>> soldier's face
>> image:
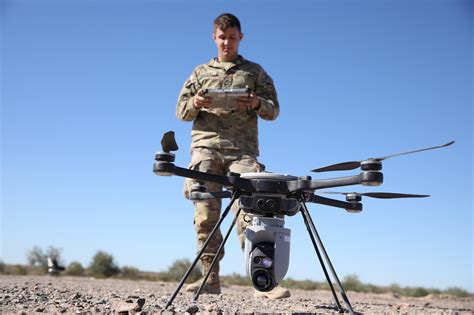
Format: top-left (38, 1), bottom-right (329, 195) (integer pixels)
top-left (213, 27), bottom-right (243, 62)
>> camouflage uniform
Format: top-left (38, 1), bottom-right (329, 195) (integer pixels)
top-left (176, 55), bottom-right (279, 270)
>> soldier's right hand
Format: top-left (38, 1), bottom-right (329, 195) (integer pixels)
top-left (193, 89), bottom-right (213, 109)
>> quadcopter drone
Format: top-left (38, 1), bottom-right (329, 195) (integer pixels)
top-left (153, 131), bottom-right (454, 314)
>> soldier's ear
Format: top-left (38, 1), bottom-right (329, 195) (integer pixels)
top-left (240, 32), bottom-right (244, 41)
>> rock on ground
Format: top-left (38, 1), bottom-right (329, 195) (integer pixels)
top-left (0, 275), bottom-right (473, 314)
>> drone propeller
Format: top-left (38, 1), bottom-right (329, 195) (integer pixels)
top-left (319, 191), bottom-right (430, 199)
top-left (161, 131), bottom-right (179, 153)
top-left (312, 140), bottom-right (455, 172)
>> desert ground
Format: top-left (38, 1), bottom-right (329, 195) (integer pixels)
top-left (1, 275), bottom-right (473, 314)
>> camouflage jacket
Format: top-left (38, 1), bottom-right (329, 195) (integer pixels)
top-left (176, 56), bottom-right (279, 155)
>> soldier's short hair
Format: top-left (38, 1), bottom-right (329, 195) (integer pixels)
top-left (213, 13), bottom-right (241, 33)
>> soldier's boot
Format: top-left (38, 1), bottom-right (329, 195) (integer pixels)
top-left (185, 256), bottom-right (221, 294)
top-left (254, 285), bottom-right (291, 299)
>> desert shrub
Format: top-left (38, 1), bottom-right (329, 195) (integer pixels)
top-left (366, 283), bottom-right (386, 294)
top-left (281, 277), bottom-right (324, 290)
top-left (342, 274), bottom-right (367, 292)
top-left (120, 266), bottom-right (141, 280)
top-left (297, 279), bottom-right (325, 290)
top-left (444, 287), bottom-right (469, 297)
top-left (0, 260), bottom-right (5, 273)
top-left (430, 288), bottom-right (442, 295)
top-left (12, 265), bottom-right (28, 275)
top-left (88, 251), bottom-right (120, 278)
top-left (66, 261), bottom-right (85, 276)
top-left (388, 283), bottom-right (450, 297)
top-left (389, 283), bottom-right (402, 295)
top-left (404, 286), bottom-right (430, 297)
top-left (158, 259), bottom-right (202, 283)
top-left (221, 273), bottom-right (252, 286)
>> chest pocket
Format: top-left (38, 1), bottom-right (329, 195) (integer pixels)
top-left (198, 71), bottom-right (221, 89)
top-left (232, 70), bottom-right (256, 90)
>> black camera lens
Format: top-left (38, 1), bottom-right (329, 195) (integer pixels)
top-left (252, 270), bottom-right (274, 292)
top-left (253, 257), bottom-right (261, 264)
top-left (266, 199), bottom-right (275, 209)
top-left (256, 275), bottom-right (270, 287)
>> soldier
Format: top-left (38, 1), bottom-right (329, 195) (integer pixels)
top-left (176, 13), bottom-right (290, 299)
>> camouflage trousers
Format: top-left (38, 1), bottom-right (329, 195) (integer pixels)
top-left (183, 147), bottom-right (264, 262)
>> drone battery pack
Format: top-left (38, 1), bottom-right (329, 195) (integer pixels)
top-left (202, 87), bottom-right (251, 109)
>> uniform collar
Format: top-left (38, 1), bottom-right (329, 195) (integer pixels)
top-left (208, 55), bottom-right (246, 71)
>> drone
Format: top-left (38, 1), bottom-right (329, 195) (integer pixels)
top-left (153, 131), bottom-right (454, 314)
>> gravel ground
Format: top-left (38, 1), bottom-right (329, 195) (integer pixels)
top-left (1, 275), bottom-right (473, 314)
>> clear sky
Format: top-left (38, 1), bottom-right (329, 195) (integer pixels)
top-left (1, 0), bottom-right (472, 292)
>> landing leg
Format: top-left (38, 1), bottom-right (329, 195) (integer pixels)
top-left (194, 207), bottom-right (242, 300)
top-left (300, 200), bottom-right (355, 314)
top-left (163, 192), bottom-right (240, 310)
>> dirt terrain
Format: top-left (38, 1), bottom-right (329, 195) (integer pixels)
top-left (1, 275), bottom-right (473, 314)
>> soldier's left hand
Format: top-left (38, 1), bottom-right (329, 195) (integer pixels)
top-left (235, 92), bottom-right (260, 111)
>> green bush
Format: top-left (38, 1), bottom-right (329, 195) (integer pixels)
top-left (389, 283), bottom-right (402, 295)
top-left (342, 274), bottom-right (367, 292)
top-left (366, 283), bottom-right (386, 294)
top-left (221, 273), bottom-right (252, 286)
top-left (158, 259), bottom-right (202, 283)
top-left (12, 265), bottom-right (28, 275)
top-left (66, 261), bottom-right (85, 276)
top-left (281, 277), bottom-right (325, 290)
top-left (443, 287), bottom-right (469, 298)
top-left (408, 287), bottom-right (430, 297)
top-left (121, 266), bottom-right (141, 280)
top-left (88, 251), bottom-right (120, 278)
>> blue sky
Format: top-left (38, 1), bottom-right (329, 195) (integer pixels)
top-left (1, 0), bottom-right (472, 292)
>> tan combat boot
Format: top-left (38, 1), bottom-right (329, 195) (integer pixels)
top-left (254, 285), bottom-right (291, 299)
top-left (185, 256), bottom-right (221, 294)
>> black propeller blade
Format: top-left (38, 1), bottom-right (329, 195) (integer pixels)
top-left (319, 191), bottom-right (430, 199)
top-left (161, 131), bottom-right (179, 153)
top-left (361, 192), bottom-right (430, 199)
top-left (312, 140), bottom-right (455, 172)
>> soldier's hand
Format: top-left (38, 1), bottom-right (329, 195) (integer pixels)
top-left (194, 89), bottom-right (213, 109)
top-left (235, 92), bottom-right (261, 111)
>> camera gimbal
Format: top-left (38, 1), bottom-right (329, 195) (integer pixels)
top-left (153, 131), bottom-right (454, 314)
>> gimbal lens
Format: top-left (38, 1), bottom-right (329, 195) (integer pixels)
top-left (261, 257), bottom-right (273, 268)
top-left (255, 274), bottom-right (270, 288)
top-left (252, 270), bottom-right (274, 292)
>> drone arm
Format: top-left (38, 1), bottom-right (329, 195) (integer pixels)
top-left (174, 166), bottom-right (233, 185)
top-left (310, 174), bottom-right (362, 190)
top-left (154, 161), bottom-right (253, 190)
top-left (306, 194), bottom-right (362, 212)
top-left (190, 191), bottom-right (232, 200)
